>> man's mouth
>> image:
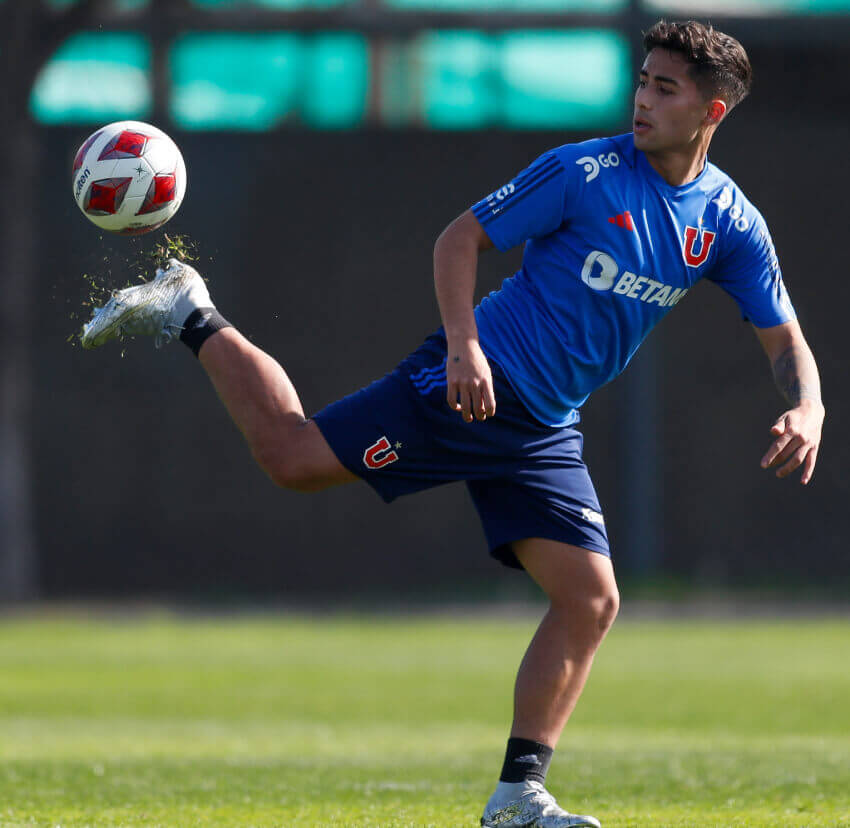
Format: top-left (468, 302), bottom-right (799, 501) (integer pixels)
top-left (634, 117), bottom-right (652, 133)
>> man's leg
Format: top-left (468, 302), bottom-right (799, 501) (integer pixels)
top-left (511, 538), bottom-right (618, 746)
top-left (482, 538), bottom-right (617, 827)
top-left (80, 259), bottom-right (355, 494)
top-left (197, 328), bottom-right (357, 492)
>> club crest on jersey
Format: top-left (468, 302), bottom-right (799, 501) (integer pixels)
top-left (363, 436), bottom-right (399, 470)
top-left (683, 226), bottom-right (716, 267)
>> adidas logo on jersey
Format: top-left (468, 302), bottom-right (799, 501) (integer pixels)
top-left (608, 211), bottom-right (634, 231)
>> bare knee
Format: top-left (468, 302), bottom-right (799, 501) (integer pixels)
top-left (251, 422), bottom-right (330, 493)
top-left (592, 588), bottom-right (620, 635)
top-left (515, 540), bottom-right (620, 649)
top-left (552, 586), bottom-right (620, 646)
top-left (267, 462), bottom-right (329, 493)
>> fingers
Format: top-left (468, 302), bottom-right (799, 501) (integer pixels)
top-left (446, 384), bottom-right (474, 422)
top-left (761, 426), bottom-right (821, 484)
top-left (770, 414), bottom-right (788, 436)
top-left (482, 381), bottom-right (497, 418)
top-left (446, 382), bottom-right (460, 412)
top-left (775, 442), bottom-right (809, 479)
top-left (761, 404), bottom-right (824, 483)
top-left (472, 379), bottom-right (497, 421)
top-left (801, 445), bottom-right (819, 485)
top-left (446, 383), bottom-right (469, 420)
top-left (474, 387), bottom-right (487, 421)
top-left (444, 342), bottom-right (496, 422)
top-left (446, 380), bottom-right (496, 422)
top-left (761, 431), bottom-right (796, 469)
top-left (460, 388), bottom-right (473, 423)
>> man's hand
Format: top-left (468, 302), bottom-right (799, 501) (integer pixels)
top-left (433, 209), bottom-right (497, 423)
top-left (760, 398), bottom-right (824, 484)
top-left (446, 339), bottom-right (496, 423)
top-left (754, 321), bottom-right (824, 485)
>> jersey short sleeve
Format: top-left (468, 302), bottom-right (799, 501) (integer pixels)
top-left (709, 208), bottom-right (796, 329)
top-left (471, 150), bottom-right (576, 251)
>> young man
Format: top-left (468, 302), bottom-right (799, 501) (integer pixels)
top-left (82, 20), bottom-right (824, 828)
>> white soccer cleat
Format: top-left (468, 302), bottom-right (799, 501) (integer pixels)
top-left (80, 258), bottom-right (212, 349)
top-left (481, 781), bottom-right (601, 828)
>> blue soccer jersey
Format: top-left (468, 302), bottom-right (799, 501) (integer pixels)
top-left (471, 133), bottom-right (795, 427)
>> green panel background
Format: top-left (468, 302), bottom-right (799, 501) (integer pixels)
top-left (415, 29), bottom-right (629, 129)
top-left (30, 32), bottom-right (151, 124)
top-left (170, 33), bottom-right (304, 130)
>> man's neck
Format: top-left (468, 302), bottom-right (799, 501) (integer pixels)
top-left (642, 133), bottom-right (712, 187)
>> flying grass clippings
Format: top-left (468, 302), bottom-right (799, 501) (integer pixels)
top-left (72, 233), bottom-right (200, 352)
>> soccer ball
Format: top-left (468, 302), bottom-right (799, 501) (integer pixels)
top-left (71, 120), bottom-right (186, 235)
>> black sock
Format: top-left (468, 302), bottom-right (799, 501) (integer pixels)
top-left (499, 737), bottom-right (553, 784)
top-left (180, 307), bottom-right (232, 357)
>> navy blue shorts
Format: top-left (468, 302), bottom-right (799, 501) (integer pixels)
top-left (312, 333), bottom-right (609, 569)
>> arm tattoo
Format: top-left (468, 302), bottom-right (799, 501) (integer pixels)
top-left (772, 344), bottom-right (820, 407)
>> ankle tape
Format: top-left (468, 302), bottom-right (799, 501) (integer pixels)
top-left (180, 307), bottom-right (232, 357)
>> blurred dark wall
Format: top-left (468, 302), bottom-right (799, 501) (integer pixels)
top-left (35, 43), bottom-right (850, 598)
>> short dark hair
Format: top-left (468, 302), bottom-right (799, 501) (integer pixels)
top-left (643, 20), bottom-right (753, 109)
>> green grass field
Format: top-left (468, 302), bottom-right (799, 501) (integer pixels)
top-left (1, 612), bottom-right (848, 827)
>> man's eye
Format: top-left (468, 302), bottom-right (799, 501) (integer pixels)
top-left (637, 80), bottom-right (647, 88)
top-left (658, 86), bottom-right (673, 95)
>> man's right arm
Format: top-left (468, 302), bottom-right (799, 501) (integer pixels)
top-left (433, 209), bottom-right (496, 423)
top-left (435, 148), bottom-right (574, 421)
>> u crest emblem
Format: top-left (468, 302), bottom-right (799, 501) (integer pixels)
top-left (363, 436), bottom-right (399, 470)
top-left (683, 226), bottom-right (716, 267)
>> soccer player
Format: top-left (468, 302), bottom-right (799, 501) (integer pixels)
top-left (82, 20), bottom-right (824, 828)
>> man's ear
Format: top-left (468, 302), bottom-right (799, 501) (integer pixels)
top-left (706, 99), bottom-right (727, 125)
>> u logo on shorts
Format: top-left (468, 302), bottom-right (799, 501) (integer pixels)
top-left (363, 436), bottom-right (400, 470)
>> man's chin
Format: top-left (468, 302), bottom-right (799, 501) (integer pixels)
top-left (633, 130), bottom-right (654, 151)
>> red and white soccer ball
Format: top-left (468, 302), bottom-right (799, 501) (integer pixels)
top-left (71, 120), bottom-right (186, 235)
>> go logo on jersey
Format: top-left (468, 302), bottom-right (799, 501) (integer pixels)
top-left (576, 152), bottom-right (619, 183)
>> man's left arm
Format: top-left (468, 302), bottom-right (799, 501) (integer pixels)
top-left (754, 320), bottom-right (825, 484)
